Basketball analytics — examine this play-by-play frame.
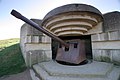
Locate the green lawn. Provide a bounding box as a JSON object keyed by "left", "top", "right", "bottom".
{"left": 0, "top": 38, "right": 26, "bottom": 77}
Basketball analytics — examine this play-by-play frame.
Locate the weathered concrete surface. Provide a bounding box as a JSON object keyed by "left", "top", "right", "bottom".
{"left": 25, "top": 43, "right": 51, "bottom": 52}
{"left": 92, "top": 41, "right": 120, "bottom": 49}
{"left": 0, "top": 69, "right": 32, "bottom": 80}
{"left": 91, "top": 14, "right": 120, "bottom": 65}
{"left": 91, "top": 30, "right": 120, "bottom": 65}
{"left": 32, "top": 61, "right": 120, "bottom": 80}
{"left": 91, "top": 12, "right": 120, "bottom": 65}
{"left": 20, "top": 19, "right": 52, "bottom": 67}
{"left": 103, "top": 11, "right": 120, "bottom": 32}
{"left": 91, "top": 30, "right": 120, "bottom": 42}
{"left": 26, "top": 50, "right": 52, "bottom": 67}
{"left": 42, "top": 4, "right": 103, "bottom": 36}
{"left": 30, "top": 69, "right": 40, "bottom": 80}
{"left": 42, "top": 4, "right": 103, "bottom": 22}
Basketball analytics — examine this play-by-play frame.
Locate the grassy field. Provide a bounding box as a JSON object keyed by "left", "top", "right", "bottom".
{"left": 0, "top": 38, "right": 26, "bottom": 77}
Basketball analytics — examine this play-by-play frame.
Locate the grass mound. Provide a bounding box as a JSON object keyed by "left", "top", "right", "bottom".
{"left": 0, "top": 38, "right": 26, "bottom": 77}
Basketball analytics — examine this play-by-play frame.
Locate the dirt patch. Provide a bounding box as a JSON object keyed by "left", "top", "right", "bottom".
{"left": 0, "top": 69, "right": 32, "bottom": 80}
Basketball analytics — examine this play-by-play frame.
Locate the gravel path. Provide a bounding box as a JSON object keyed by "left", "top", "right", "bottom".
{"left": 0, "top": 69, "right": 32, "bottom": 80}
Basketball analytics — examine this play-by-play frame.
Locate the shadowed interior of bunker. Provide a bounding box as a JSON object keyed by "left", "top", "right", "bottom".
{"left": 52, "top": 35, "right": 92, "bottom": 65}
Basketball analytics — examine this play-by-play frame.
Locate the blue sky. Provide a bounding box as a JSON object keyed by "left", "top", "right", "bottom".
{"left": 0, "top": 0, "right": 120, "bottom": 40}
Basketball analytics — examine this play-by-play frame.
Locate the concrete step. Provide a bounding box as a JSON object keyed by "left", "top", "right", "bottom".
{"left": 32, "top": 60, "right": 120, "bottom": 80}
{"left": 29, "top": 69, "right": 40, "bottom": 80}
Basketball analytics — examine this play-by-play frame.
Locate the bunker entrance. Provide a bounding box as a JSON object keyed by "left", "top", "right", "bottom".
{"left": 52, "top": 35, "right": 92, "bottom": 66}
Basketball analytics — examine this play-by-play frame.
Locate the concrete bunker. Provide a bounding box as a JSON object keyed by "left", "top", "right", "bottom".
{"left": 20, "top": 4, "right": 120, "bottom": 67}
{"left": 42, "top": 4, "right": 103, "bottom": 65}
{"left": 16, "top": 3, "right": 120, "bottom": 80}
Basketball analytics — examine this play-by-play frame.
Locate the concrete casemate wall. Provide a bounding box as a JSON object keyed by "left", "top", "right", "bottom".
{"left": 92, "top": 11, "right": 120, "bottom": 65}
{"left": 20, "top": 19, "right": 52, "bottom": 67}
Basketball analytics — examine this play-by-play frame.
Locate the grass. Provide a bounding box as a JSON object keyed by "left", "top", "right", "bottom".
{"left": 0, "top": 38, "right": 26, "bottom": 77}
{"left": 0, "top": 38, "right": 19, "bottom": 49}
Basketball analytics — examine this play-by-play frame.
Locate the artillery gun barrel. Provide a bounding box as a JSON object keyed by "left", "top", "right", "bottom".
{"left": 11, "top": 9, "right": 69, "bottom": 48}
